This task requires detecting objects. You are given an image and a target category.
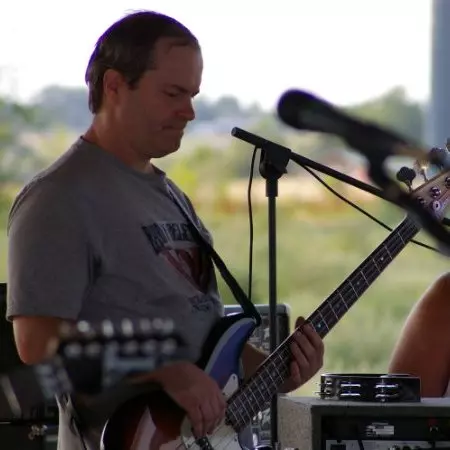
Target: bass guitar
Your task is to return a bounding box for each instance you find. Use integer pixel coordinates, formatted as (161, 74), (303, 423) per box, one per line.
(101, 162), (450, 450)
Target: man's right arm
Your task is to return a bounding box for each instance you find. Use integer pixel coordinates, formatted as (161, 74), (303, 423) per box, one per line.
(12, 316), (67, 365)
(7, 180), (90, 365)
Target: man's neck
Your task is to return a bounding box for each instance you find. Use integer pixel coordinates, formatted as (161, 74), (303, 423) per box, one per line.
(83, 120), (154, 174)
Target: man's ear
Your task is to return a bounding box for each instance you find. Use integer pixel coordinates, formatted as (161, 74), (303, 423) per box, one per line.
(103, 69), (127, 105)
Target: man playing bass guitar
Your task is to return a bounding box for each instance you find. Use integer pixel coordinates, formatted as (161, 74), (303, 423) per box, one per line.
(6, 11), (324, 450)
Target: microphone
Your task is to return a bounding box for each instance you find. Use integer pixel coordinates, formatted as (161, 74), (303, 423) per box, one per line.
(276, 89), (428, 163)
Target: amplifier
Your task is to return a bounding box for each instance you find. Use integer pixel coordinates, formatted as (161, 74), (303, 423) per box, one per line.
(278, 396), (450, 450)
(224, 303), (291, 445)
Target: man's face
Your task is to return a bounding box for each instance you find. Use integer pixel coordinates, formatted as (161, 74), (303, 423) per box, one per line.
(105, 39), (203, 159)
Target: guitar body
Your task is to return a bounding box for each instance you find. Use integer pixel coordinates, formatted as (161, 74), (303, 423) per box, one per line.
(101, 313), (257, 450)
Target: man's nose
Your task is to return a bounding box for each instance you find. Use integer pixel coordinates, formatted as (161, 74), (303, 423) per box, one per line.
(178, 100), (195, 121)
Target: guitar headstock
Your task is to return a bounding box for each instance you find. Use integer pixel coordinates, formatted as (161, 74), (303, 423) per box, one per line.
(396, 144), (450, 222)
(59, 317), (176, 342)
(0, 319), (186, 418)
(57, 317), (183, 361)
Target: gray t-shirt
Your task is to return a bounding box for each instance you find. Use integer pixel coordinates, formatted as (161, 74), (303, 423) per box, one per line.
(6, 138), (224, 449)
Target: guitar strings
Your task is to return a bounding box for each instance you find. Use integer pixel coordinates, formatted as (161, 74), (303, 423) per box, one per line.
(309, 217), (418, 333)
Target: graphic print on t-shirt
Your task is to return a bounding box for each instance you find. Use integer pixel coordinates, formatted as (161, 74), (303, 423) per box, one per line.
(142, 221), (210, 292)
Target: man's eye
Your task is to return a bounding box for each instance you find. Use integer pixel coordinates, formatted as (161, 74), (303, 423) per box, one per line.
(165, 92), (178, 98)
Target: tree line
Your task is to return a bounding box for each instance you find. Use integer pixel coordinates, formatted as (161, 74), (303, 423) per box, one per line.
(0, 84), (426, 188)
(26, 84), (424, 140)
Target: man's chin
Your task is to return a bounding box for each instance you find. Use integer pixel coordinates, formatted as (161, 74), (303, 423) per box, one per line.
(152, 143), (182, 158)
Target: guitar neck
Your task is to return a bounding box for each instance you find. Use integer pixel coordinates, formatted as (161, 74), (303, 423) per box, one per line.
(226, 215), (420, 431)
(309, 215), (419, 338)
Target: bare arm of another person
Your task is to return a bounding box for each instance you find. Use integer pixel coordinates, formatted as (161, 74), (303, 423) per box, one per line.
(388, 273), (450, 397)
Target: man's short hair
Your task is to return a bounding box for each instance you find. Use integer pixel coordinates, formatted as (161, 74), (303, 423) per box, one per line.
(85, 11), (199, 113)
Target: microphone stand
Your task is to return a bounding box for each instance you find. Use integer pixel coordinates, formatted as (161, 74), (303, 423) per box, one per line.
(257, 144), (290, 450)
(230, 127), (450, 450)
(231, 128), (385, 450)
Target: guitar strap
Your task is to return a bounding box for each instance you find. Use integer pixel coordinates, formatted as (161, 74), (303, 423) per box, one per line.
(166, 182), (261, 326)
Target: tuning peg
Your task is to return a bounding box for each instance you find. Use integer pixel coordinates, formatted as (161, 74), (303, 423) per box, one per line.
(120, 318), (135, 337)
(121, 340), (139, 356)
(141, 339), (157, 356)
(76, 320), (96, 340)
(59, 322), (74, 340)
(161, 338), (178, 355)
(84, 342), (103, 358)
(64, 342), (83, 359)
(101, 320), (115, 339)
(396, 166), (416, 190)
(139, 318), (153, 334)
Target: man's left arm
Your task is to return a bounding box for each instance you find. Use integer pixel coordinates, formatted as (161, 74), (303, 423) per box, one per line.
(241, 317), (324, 393)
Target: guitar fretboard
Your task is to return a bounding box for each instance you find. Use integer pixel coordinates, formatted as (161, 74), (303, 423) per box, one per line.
(225, 215), (420, 431)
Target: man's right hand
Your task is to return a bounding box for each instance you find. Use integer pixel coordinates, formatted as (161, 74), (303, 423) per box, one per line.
(137, 361), (227, 438)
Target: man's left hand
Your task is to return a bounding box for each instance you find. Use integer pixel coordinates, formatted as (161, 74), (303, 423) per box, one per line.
(281, 316), (324, 393)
